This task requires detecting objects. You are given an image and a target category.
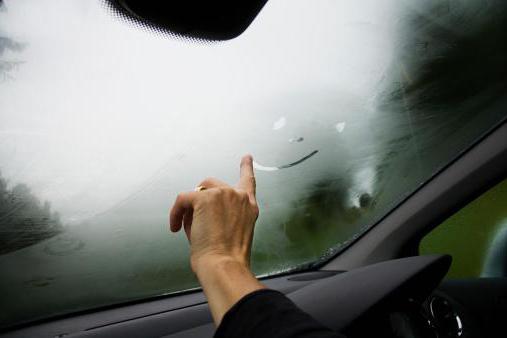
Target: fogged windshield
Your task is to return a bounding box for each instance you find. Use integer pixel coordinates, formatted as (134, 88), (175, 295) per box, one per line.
(1, 0), (506, 328)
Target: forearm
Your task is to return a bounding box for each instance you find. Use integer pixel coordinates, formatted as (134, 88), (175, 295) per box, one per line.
(193, 256), (265, 325)
(170, 156), (344, 337)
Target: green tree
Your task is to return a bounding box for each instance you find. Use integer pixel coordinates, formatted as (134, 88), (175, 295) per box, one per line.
(0, 1), (25, 81)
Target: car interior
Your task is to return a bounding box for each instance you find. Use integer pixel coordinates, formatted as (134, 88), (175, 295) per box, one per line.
(0, 1), (506, 337)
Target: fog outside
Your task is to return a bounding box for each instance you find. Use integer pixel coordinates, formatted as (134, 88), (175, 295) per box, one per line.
(1, 0), (506, 327)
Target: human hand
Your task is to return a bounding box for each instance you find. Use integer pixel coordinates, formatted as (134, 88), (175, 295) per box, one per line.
(169, 154), (259, 274)
(169, 155), (263, 325)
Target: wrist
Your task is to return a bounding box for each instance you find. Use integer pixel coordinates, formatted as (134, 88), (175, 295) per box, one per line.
(191, 254), (249, 277)
(191, 254), (264, 325)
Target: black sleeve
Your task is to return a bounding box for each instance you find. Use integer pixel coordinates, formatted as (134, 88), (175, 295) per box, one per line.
(214, 289), (346, 338)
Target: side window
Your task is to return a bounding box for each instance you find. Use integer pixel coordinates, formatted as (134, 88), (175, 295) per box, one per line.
(419, 179), (507, 278)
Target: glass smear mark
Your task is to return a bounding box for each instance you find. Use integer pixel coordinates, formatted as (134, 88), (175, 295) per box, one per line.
(254, 150), (319, 171)
(335, 122), (346, 133)
(289, 137), (304, 143)
(273, 117), (286, 130)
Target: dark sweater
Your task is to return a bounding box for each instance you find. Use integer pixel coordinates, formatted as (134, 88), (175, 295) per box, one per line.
(215, 289), (346, 338)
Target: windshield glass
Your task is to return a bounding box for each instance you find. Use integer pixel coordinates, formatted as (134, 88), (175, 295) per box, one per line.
(1, 0), (506, 328)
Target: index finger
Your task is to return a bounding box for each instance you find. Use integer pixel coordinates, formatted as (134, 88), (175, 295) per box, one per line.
(237, 154), (256, 198)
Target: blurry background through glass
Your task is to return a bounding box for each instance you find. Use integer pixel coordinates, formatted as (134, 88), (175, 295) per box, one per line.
(1, 0), (506, 327)
(420, 179), (507, 279)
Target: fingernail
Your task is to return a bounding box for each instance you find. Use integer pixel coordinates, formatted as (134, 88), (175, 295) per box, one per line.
(243, 154), (253, 163)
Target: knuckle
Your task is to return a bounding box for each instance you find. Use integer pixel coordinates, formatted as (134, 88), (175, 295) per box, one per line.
(245, 175), (255, 183)
(208, 187), (222, 196)
(201, 177), (215, 185)
(211, 186), (231, 198)
(250, 204), (260, 219)
(226, 187), (238, 198)
(237, 190), (249, 201)
(215, 186), (226, 193)
(252, 204), (259, 216)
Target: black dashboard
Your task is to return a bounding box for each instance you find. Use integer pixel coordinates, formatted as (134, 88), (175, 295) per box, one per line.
(344, 279), (507, 338)
(346, 293), (465, 338)
(1, 256), (505, 338)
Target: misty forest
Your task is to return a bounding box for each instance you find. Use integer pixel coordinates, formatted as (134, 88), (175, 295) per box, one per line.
(0, 173), (63, 255)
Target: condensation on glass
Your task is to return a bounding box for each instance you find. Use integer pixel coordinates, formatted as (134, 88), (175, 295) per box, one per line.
(0, 0), (506, 328)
